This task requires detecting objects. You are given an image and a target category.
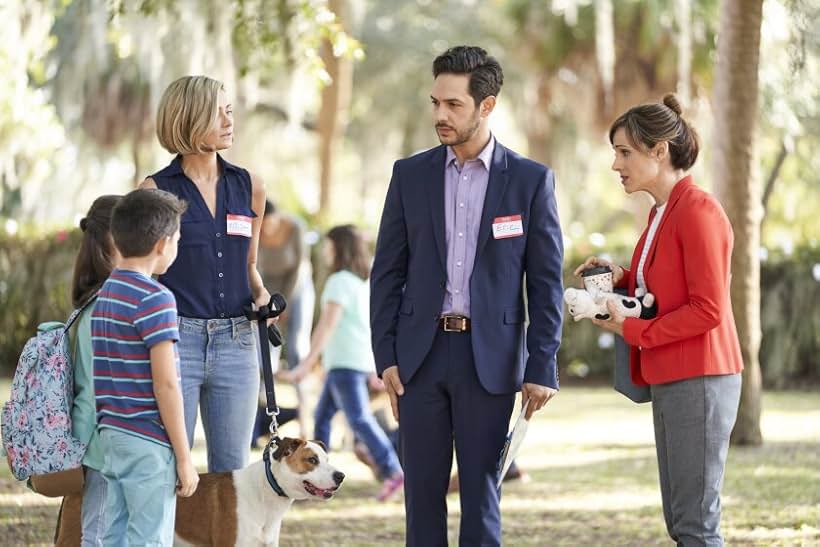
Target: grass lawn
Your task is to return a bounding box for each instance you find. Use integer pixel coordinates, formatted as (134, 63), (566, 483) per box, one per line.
(1, 379), (818, 546)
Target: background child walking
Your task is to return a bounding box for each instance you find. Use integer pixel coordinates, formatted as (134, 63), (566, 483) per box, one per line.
(93, 188), (198, 545)
(280, 224), (403, 502)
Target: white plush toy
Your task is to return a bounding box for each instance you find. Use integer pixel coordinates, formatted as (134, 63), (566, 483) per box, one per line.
(564, 287), (656, 322)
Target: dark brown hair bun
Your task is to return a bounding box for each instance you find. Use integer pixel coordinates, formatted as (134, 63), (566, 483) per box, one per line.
(663, 93), (683, 116)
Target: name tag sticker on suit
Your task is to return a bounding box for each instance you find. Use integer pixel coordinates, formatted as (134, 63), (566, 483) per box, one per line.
(492, 214), (524, 239)
(226, 215), (253, 238)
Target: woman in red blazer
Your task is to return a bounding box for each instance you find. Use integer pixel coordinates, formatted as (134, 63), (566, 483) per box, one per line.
(577, 94), (743, 547)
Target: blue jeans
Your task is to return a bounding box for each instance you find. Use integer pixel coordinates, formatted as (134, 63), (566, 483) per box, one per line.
(80, 467), (106, 546)
(314, 368), (401, 479)
(99, 429), (177, 547)
(178, 316), (260, 472)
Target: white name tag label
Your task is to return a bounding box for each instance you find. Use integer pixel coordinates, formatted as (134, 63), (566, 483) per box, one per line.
(492, 214), (524, 239)
(226, 214), (253, 238)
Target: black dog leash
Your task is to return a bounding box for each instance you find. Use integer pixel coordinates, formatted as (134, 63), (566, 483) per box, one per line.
(244, 293), (287, 440)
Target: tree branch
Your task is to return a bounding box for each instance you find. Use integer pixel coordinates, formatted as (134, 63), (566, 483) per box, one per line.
(761, 138), (789, 221)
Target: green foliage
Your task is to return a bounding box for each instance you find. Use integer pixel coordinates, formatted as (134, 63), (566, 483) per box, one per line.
(0, 229), (80, 374)
(758, 0), (820, 249)
(231, 0), (362, 79)
(105, 0), (363, 85)
(2, 0), (364, 226)
(348, 0), (498, 155)
(0, 1), (66, 219)
(759, 245), (820, 387)
(505, 1), (597, 72)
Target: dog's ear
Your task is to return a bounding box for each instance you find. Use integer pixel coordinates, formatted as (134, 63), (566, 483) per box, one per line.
(272, 437), (305, 460)
(311, 439), (328, 452)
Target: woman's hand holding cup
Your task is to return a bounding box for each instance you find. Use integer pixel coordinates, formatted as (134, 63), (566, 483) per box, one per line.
(574, 256), (625, 286)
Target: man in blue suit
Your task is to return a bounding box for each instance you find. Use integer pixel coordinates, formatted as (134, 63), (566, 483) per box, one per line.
(371, 46), (564, 546)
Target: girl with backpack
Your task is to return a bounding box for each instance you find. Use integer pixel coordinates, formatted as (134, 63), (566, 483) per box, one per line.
(66, 194), (122, 545)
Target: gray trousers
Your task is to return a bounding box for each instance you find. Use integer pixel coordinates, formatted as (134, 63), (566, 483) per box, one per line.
(650, 373), (741, 547)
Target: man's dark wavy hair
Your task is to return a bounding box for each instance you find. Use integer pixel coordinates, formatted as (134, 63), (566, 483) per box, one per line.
(432, 45), (504, 107)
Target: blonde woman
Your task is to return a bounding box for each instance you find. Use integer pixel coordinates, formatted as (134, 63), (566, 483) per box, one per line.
(140, 76), (269, 472)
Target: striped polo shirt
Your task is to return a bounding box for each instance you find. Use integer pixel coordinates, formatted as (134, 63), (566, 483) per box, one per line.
(92, 269), (180, 447)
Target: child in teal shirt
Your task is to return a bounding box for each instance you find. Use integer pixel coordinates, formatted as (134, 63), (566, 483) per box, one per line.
(281, 225), (403, 502)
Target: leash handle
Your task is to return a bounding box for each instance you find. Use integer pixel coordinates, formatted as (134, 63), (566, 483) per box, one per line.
(244, 294), (287, 437)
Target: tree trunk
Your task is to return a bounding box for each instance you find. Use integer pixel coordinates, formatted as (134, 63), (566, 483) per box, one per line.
(712, 0), (764, 445)
(594, 0), (615, 117)
(675, 0), (692, 106)
(523, 74), (554, 166)
(316, 0), (353, 222)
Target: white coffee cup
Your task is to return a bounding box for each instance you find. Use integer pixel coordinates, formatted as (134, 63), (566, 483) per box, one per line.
(581, 266), (613, 299)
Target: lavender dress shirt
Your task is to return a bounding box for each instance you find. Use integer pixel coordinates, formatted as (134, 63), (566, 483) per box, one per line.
(440, 136), (495, 317)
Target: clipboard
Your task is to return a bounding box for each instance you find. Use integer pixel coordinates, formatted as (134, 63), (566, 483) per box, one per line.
(496, 399), (530, 489)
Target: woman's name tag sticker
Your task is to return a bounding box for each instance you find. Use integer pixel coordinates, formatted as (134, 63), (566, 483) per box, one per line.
(226, 214), (253, 238)
(492, 214), (524, 239)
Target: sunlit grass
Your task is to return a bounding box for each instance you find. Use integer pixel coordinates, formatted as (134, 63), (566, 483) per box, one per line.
(1, 380), (818, 545)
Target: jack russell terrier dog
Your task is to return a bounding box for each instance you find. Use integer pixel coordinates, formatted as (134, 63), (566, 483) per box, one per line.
(54, 437), (344, 546)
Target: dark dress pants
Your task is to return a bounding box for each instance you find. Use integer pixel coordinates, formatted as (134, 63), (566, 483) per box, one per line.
(398, 330), (515, 547)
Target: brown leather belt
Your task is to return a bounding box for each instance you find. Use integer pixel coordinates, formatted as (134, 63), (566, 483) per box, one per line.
(439, 315), (471, 332)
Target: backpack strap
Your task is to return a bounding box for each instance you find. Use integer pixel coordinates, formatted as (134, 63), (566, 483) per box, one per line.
(64, 293), (99, 333)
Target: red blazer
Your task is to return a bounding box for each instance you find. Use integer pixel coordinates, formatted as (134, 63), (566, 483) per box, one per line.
(617, 176), (744, 385)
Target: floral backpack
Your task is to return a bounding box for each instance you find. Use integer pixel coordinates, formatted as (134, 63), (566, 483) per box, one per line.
(1, 298), (95, 493)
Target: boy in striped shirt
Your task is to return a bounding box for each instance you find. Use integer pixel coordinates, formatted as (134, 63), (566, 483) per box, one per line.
(93, 188), (198, 545)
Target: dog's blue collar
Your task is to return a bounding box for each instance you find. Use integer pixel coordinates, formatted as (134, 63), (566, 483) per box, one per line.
(262, 444), (288, 498)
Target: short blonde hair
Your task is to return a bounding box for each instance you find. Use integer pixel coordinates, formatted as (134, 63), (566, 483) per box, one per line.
(156, 76), (224, 155)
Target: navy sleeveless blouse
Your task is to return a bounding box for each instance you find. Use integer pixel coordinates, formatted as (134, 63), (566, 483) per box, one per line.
(152, 155), (256, 319)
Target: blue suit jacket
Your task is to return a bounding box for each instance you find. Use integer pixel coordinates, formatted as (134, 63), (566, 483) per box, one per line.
(370, 142), (564, 393)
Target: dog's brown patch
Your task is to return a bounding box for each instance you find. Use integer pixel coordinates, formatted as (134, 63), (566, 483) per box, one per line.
(271, 437), (305, 461)
(285, 444), (321, 475)
(175, 472), (238, 546)
(56, 473), (240, 547)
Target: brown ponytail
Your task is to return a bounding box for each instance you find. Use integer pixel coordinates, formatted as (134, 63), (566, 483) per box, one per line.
(71, 195), (121, 307)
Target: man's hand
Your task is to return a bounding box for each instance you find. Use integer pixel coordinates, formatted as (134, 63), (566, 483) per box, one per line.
(521, 383), (558, 419)
(176, 457), (199, 498)
(381, 366), (404, 422)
